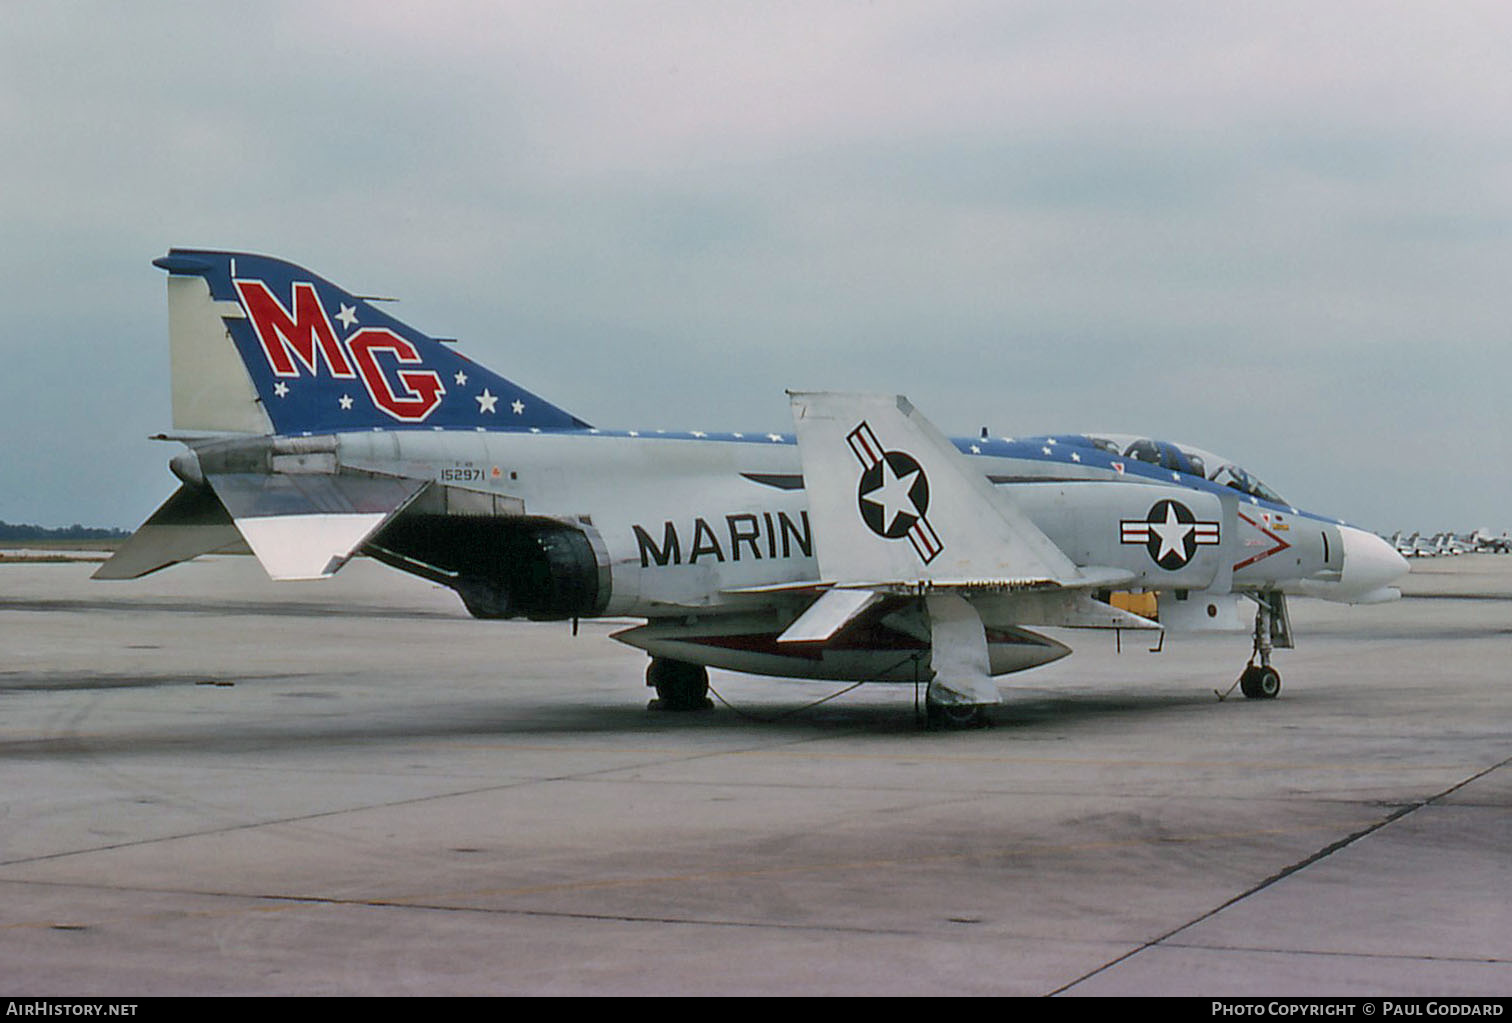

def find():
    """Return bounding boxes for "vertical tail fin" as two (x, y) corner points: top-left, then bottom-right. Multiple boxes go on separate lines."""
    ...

(154, 249), (589, 436)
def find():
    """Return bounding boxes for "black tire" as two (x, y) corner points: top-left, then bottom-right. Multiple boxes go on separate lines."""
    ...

(1239, 665), (1260, 698)
(1240, 665), (1281, 700)
(926, 702), (991, 730)
(645, 659), (711, 711)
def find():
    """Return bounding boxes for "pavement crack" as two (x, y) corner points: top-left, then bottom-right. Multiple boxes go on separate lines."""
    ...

(1047, 751), (1512, 996)
(1157, 941), (1512, 966)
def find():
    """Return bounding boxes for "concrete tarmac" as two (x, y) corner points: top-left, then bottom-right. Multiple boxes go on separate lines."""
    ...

(1, 553), (1508, 996)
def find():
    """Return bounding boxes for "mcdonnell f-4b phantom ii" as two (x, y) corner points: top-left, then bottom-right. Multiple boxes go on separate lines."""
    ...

(98, 250), (1411, 726)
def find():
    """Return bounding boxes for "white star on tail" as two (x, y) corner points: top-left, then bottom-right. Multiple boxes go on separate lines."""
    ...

(335, 304), (358, 330)
(862, 458), (921, 535)
(477, 389), (498, 414)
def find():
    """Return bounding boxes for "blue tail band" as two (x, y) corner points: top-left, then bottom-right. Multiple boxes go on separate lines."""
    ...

(155, 249), (590, 436)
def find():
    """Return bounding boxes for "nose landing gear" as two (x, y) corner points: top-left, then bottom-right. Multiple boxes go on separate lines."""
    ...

(1231, 591), (1292, 700)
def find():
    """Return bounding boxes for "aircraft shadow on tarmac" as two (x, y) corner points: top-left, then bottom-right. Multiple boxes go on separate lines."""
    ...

(0, 677), (1245, 759)
(0, 595), (460, 621)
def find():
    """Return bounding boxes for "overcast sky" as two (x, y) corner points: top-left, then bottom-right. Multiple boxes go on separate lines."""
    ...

(3, 2), (1509, 533)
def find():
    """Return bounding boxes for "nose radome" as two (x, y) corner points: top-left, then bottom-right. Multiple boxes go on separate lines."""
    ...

(1339, 526), (1410, 598)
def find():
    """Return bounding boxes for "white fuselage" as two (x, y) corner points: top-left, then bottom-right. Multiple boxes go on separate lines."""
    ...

(332, 427), (1383, 619)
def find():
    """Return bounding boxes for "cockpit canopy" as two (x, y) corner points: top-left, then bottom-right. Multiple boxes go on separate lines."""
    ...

(1048, 433), (1287, 505)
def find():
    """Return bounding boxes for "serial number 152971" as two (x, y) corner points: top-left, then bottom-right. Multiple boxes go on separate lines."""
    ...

(439, 467), (485, 483)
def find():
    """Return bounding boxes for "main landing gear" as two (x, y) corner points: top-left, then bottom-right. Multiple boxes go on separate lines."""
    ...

(924, 700), (992, 730)
(645, 658), (712, 712)
(1235, 592), (1290, 700)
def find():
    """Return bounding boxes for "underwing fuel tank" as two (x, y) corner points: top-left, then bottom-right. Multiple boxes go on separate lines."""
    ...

(613, 614), (1071, 683)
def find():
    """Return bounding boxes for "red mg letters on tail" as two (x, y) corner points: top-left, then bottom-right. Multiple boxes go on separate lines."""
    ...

(234, 278), (445, 423)
(347, 327), (446, 421)
(234, 279), (355, 378)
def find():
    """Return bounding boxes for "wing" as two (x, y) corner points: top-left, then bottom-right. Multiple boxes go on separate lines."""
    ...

(784, 392), (1138, 708)
(786, 391), (1125, 590)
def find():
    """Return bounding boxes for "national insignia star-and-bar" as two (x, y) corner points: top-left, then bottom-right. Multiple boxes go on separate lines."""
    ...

(847, 420), (943, 565)
(1120, 499), (1220, 570)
